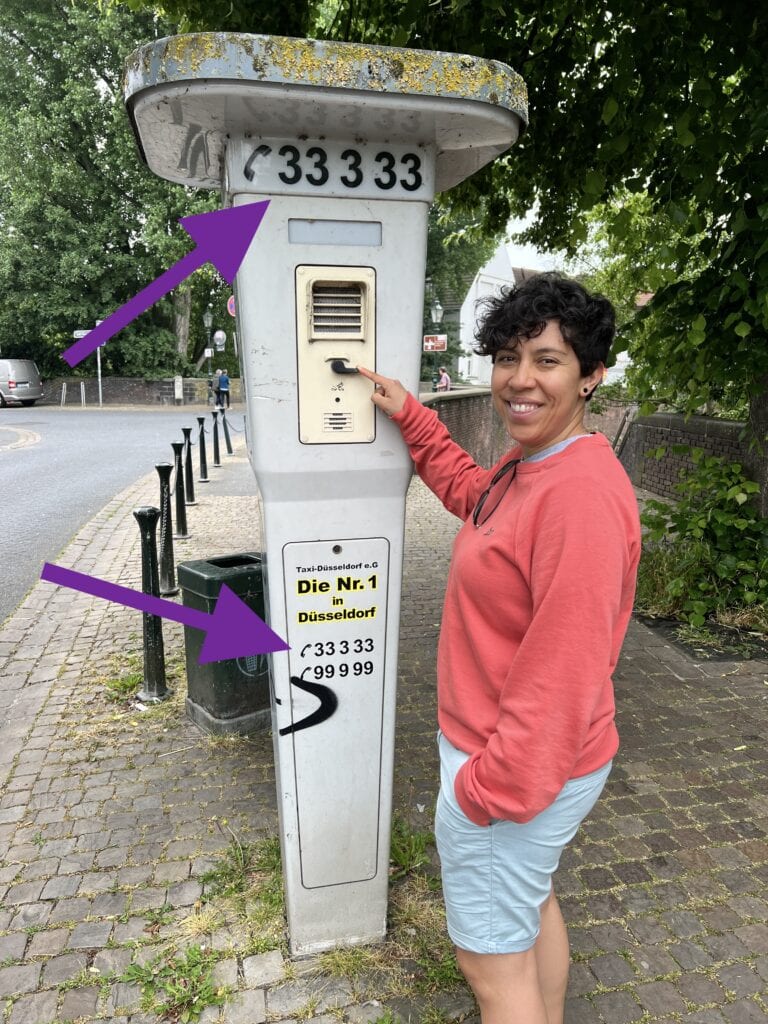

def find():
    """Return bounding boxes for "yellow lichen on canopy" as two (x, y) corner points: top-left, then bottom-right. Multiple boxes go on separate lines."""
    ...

(125, 33), (528, 120)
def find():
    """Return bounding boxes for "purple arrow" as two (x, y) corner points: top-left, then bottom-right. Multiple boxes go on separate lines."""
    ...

(62, 201), (270, 367)
(40, 561), (289, 664)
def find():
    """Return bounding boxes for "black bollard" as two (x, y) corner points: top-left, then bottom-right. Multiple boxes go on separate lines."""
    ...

(182, 427), (197, 505)
(133, 506), (169, 702)
(220, 408), (234, 455)
(171, 441), (189, 539)
(212, 409), (221, 468)
(197, 416), (209, 483)
(155, 463), (178, 597)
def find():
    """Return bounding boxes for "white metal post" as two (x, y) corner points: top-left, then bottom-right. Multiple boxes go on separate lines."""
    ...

(123, 32), (527, 956)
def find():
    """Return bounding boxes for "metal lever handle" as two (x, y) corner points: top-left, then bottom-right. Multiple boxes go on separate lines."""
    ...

(329, 359), (360, 375)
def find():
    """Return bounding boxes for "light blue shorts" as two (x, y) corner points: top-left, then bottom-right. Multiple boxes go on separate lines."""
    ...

(435, 731), (611, 954)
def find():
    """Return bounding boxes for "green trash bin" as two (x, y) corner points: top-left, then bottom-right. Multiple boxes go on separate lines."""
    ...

(177, 552), (271, 735)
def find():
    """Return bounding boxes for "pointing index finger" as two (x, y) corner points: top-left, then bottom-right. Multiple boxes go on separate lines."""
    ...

(356, 365), (381, 383)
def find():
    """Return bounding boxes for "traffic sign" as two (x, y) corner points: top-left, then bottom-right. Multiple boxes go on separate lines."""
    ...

(227, 294), (236, 317)
(73, 329), (90, 338)
(423, 334), (447, 352)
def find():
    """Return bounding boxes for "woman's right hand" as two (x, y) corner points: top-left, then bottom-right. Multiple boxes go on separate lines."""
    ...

(357, 366), (409, 418)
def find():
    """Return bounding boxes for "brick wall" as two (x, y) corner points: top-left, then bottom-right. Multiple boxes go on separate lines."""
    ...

(41, 377), (242, 407)
(620, 413), (752, 498)
(585, 399), (632, 444)
(423, 391), (508, 467)
(427, 398), (760, 506)
(423, 390), (630, 468)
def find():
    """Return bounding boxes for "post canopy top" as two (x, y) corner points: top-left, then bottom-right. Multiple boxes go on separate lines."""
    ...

(124, 33), (528, 193)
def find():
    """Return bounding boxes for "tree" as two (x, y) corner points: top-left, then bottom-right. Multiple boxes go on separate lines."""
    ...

(422, 205), (501, 380)
(109, 0), (768, 457)
(0, 0), (218, 378)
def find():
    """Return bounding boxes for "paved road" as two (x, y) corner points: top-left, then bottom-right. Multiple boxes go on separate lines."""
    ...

(0, 405), (247, 624)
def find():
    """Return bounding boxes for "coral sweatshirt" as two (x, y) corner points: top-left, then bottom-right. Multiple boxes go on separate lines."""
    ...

(393, 395), (641, 826)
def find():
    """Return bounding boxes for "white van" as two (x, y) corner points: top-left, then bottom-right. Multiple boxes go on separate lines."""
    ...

(0, 359), (44, 407)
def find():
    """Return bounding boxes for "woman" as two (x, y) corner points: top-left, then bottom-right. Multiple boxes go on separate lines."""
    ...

(359, 273), (640, 1024)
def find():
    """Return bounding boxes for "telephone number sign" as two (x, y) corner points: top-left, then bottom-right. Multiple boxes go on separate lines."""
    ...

(280, 538), (389, 738)
(230, 138), (434, 200)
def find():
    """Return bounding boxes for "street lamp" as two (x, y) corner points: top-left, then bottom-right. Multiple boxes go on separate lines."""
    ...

(202, 306), (213, 380)
(429, 295), (444, 388)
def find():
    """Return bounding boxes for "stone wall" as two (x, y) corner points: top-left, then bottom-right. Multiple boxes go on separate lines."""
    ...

(41, 377), (242, 407)
(620, 412), (752, 499)
(423, 390), (508, 467)
(422, 395), (759, 505)
(423, 390), (630, 468)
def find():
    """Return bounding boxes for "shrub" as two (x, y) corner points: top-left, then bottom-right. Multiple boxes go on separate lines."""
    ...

(638, 448), (768, 627)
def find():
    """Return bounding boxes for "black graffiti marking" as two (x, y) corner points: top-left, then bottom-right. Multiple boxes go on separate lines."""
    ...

(178, 123), (212, 177)
(244, 143), (273, 182)
(279, 674), (338, 736)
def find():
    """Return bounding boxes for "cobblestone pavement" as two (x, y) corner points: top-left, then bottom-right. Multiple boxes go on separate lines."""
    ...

(1, 424), (767, 1023)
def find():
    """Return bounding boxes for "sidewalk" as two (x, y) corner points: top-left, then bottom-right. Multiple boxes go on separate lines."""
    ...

(1, 432), (767, 1023)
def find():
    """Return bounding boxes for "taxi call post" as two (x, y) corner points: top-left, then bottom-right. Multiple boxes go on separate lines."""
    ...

(124, 34), (527, 956)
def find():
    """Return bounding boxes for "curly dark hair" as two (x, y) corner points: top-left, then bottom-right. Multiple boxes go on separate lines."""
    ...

(474, 272), (616, 383)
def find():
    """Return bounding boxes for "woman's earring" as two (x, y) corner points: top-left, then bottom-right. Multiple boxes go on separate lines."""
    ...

(582, 386), (591, 395)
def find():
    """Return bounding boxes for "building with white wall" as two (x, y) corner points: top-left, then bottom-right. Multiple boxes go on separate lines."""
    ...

(456, 228), (633, 386)
(457, 231), (555, 384)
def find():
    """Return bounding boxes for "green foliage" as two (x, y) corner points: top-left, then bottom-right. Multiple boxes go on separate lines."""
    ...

(638, 449), (768, 626)
(103, 671), (142, 702)
(201, 830), (283, 910)
(122, 945), (228, 1022)
(415, 949), (464, 994)
(587, 378), (632, 415)
(421, 204), (501, 380)
(116, 0), (311, 35)
(389, 815), (433, 879)
(200, 830), (257, 899)
(99, 0), (768, 426)
(0, 0), (219, 377)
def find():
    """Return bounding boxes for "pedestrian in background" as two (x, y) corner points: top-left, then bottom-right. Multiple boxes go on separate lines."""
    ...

(359, 272), (640, 1024)
(437, 366), (452, 391)
(217, 369), (230, 408)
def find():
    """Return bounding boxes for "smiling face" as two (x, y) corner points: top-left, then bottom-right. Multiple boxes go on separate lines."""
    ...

(491, 320), (604, 457)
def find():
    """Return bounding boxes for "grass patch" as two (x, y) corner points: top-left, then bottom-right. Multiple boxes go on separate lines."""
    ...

(673, 620), (762, 658)
(201, 829), (281, 904)
(389, 817), (433, 880)
(200, 829), (255, 900)
(388, 873), (464, 994)
(196, 830), (285, 954)
(104, 671), (143, 701)
(66, 649), (189, 745)
(99, 651), (144, 703)
(177, 905), (226, 941)
(636, 611), (768, 660)
(141, 904), (176, 934)
(321, 944), (387, 981)
(122, 944), (228, 1022)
